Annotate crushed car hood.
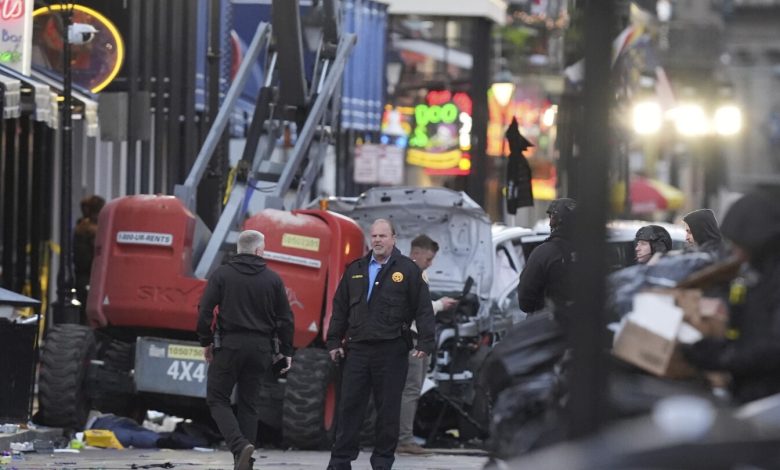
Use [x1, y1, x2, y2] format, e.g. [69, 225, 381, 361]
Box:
[335, 187, 493, 299]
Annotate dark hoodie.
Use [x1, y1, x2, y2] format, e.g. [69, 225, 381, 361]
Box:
[683, 190, 780, 403]
[683, 209, 722, 253]
[721, 191, 780, 260]
[196, 253, 294, 355]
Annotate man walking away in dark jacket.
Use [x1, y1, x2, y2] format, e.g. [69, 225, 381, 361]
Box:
[518, 198, 577, 322]
[196, 230, 294, 470]
[683, 208, 724, 255]
[326, 219, 436, 470]
[683, 190, 780, 403]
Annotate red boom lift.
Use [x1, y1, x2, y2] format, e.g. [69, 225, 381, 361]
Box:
[36, 0, 363, 449]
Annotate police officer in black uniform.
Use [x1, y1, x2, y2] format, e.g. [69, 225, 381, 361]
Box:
[518, 198, 577, 321]
[196, 230, 294, 470]
[634, 224, 672, 264]
[326, 219, 435, 470]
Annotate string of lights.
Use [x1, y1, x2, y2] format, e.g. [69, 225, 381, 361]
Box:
[509, 10, 570, 30]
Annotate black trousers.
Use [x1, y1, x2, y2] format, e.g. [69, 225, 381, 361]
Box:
[328, 338, 409, 470]
[206, 334, 271, 455]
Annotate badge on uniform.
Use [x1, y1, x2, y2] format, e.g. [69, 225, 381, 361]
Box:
[351, 274, 364, 279]
[392, 272, 404, 282]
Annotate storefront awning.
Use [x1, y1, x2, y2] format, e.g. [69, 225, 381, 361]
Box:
[0, 287, 40, 308]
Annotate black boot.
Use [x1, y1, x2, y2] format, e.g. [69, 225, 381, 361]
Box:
[233, 444, 255, 470]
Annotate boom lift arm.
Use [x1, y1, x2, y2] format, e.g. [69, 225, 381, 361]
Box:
[172, 0, 354, 278]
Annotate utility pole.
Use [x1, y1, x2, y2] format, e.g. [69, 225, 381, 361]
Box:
[466, 18, 491, 211]
[568, 0, 614, 439]
[53, 3, 80, 324]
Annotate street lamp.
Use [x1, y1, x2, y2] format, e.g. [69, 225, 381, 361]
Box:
[491, 70, 515, 110]
[713, 104, 743, 136]
[46, 2, 97, 324]
[672, 103, 710, 137]
[631, 100, 663, 135]
[491, 69, 516, 157]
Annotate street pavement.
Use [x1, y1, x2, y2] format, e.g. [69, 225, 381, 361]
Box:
[2, 448, 488, 469]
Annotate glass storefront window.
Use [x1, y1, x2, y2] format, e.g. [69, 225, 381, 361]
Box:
[388, 16, 474, 105]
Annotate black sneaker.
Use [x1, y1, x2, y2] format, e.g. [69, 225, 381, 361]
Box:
[234, 444, 255, 470]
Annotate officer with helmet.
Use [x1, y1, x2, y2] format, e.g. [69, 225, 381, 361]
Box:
[634, 225, 672, 264]
[518, 198, 577, 320]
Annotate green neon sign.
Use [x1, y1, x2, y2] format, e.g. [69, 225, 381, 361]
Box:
[409, 102, 459, 148]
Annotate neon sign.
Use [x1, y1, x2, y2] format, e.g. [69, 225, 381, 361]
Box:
[409, 103, 458, 148]
[32, 4, 125, 93]
[406, 90, 473, 175]
[0, 50, 21, 64]
[380, 105, 413, 148]
[1, 0, 24, 20]
[0, 0, 30, 73]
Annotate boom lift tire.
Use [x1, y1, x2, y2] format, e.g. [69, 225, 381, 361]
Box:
[91, 339, 136, 416]
[282, 347, 338, 449]
[37, 324, 96, 430]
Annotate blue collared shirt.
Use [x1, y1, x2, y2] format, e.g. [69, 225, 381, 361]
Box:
[367, 254, 389, 300]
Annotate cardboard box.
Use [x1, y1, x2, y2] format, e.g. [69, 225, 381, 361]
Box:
[643, 288, 728, 338]
[696, 296, 729, 338]
[612, 292, 697, 378]
[613, 320, 695, 378]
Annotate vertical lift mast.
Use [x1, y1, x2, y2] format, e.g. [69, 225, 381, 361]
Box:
[173, 0, 355, 278]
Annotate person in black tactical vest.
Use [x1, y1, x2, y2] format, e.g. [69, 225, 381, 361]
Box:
[517, 198, 577, 322]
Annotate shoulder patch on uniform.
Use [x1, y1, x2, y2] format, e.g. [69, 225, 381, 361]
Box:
[351, 274, 364, 279]
[421, 271, 429, 284]
[392, 272, 404, 283]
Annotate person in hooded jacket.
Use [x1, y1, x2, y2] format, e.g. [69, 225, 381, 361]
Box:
[634, 225, 672, 264]
[683, 208, 724, 255]
[682, 189, 780, 403]
[518, 198, 577, 320]
[196, 230, 294, 470]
